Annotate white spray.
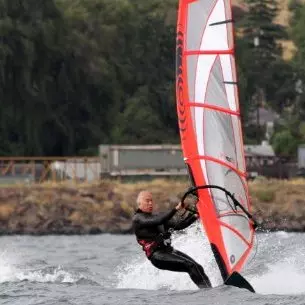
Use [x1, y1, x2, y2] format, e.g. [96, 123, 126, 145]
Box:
[116, 224, 222, 290]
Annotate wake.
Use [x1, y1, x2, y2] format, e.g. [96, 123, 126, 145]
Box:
[115, 224, 222, 290]
[0, 252, 85, 284]
[115, 226, 305, 295]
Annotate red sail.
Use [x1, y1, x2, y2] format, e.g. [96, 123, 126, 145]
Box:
[176, 0, 255, 280]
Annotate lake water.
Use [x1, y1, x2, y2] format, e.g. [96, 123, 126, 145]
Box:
[0, 225, 304, 305]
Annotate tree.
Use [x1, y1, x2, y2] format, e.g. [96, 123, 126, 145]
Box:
[108, 0, 178, 144]
[235, 0, 296, 144]
[271, 130, 299, 158]
[0, 0, 65, 155]
[0, 0, 180, 155]
[238, 0, 289, 108]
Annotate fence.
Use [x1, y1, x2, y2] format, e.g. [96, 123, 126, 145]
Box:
[0, 157, 101, 184]
[0, 153, 300, 185]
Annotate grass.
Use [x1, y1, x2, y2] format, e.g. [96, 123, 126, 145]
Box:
[1, 177, 305, 231]
[2, 177, 305, 212]
[2, 177, 305, 199]
[252, 188, 275, 202]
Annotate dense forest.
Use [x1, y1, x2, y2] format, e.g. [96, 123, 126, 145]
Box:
[0, 0, 305, 157]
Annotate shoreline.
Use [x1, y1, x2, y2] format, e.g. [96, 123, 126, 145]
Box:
[0, 178, 304, 235]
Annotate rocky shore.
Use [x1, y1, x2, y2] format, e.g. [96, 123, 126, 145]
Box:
[0, 178, 305, 235]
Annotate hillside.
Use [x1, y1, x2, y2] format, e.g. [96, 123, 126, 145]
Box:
[232, 0, 305, 59]
[233, 0, 301, 25]
[0, 179, 305, 234]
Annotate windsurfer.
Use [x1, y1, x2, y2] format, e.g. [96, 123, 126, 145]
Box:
[132, 190, 211, 289]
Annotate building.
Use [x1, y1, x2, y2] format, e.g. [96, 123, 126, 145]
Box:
[244, 141, 276, 167]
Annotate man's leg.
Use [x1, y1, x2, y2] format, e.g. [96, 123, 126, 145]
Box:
[150, 249, 211, 288]
[171, 249, 211, 288]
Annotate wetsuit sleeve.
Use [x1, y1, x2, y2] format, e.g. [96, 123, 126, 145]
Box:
[168, 213, 198, 231]
[134, 208, 177, 227]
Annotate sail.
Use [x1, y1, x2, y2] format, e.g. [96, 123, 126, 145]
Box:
[176, 0, 255, 281]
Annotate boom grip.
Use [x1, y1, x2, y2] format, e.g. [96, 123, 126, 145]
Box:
[181, 185, 258, 229]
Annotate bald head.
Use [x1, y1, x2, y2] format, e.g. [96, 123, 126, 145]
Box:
[137, 190, 153, 213]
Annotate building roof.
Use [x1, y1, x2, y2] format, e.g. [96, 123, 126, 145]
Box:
[249, 107, 280, 126]
[244, 141, 275, 157]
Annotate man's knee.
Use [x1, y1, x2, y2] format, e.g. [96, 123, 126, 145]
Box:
[186, 260, 199, 271]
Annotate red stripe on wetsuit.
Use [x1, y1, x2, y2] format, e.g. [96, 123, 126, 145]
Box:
[137, 239, 159, 258]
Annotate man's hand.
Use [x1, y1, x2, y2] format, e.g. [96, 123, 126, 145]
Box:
[175, 202, 184, 210]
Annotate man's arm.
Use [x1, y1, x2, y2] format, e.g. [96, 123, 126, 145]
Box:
[167, 213, 198, 231]
[134, 208, 177, 227]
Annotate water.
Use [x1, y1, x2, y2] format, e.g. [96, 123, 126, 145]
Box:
[0, 225, 305, 304]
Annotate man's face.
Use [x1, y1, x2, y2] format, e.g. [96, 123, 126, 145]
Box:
[139, 192, 153, 213]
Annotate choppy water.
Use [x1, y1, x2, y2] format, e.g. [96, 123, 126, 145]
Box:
[0, 224, 305, 305]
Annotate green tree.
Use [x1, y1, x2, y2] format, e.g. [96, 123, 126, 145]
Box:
[108, 0, 178, 144]
[0, 0, 192, 155]
[0, 0, 65, 155]
[271, 129, 299, 158]
[284, 1, 305, 141]
[238, 0, 291, 111]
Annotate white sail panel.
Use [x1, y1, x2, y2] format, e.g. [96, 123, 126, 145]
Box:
[221, 215, 252, 244]
[188, 54, 238, 110]
[200, 0, 230, 51]
[221, 226, 248, 268]
[187, 0, 233, 51]
[220, 55, 238, 111]
[186, 0, 218, 50]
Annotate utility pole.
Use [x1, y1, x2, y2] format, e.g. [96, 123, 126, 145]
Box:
[254, 35, 260, 143]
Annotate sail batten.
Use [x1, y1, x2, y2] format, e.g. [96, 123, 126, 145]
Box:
[209, 19, 234, 26]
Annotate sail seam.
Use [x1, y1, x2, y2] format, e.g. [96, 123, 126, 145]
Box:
[219, 211, 249, 218]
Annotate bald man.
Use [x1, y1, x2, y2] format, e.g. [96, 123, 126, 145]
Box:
[132, 190, 211, 289]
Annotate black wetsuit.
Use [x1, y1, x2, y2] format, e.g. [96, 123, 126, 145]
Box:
[133, 208, 211, 289]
